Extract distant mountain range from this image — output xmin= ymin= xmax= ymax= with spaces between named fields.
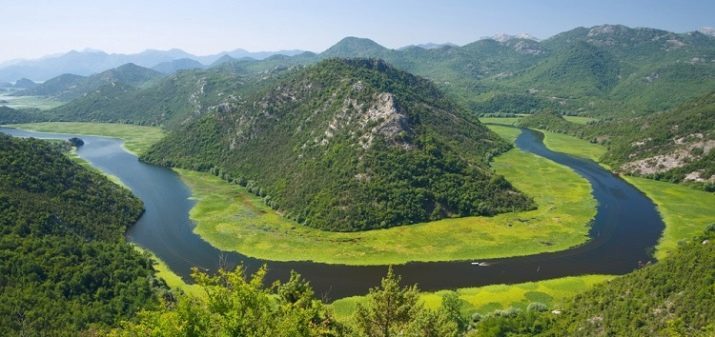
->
xmin=0 ymin=48 xmax=306 ymax=82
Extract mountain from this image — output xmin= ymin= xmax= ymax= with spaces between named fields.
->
xmin=141 ymin=59 xmax=534 ymax=231
xmin=321 ymin=37 xmax=392 ymax=59
xmin=14 ymin=73 xmax=86 ymax=98
xmin=399 ymin=42 xmax=458 ymax=50
xmin=0 ymin=48 xmax=306 ymax=82
xmin=13 ymin=78 xmax=37 ymax=89
xmin=209 ymin=54 xmax=238 ymax=66
xmin=47 ymin=63 xmax=247 ymax=126
xmin=151 ymin=58 xmax=205 ymax=74
xmin=510 ymin=40 xmax=620 ymax=96
xmin=16 ymin=63 xmax=163 ymax=100
xmin=490 ymin=33 xmax=540 ymax=42
xmin=0 ymin=49 xmax=193 ymax=82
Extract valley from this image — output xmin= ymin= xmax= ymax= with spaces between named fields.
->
xmin=1 ymin=5 xmax=714 ymax=334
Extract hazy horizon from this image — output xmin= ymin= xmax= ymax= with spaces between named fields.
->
xmin=1 ymin=0 xmax=713 ymax=63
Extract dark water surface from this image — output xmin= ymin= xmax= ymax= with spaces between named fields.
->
xmin=1 ymin=127 xmax=664 ymax=299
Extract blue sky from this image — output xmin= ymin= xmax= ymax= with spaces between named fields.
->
xmin=1 ymin=0 xmax=713 ymax=62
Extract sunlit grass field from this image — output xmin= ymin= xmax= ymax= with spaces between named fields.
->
xmin=0 ymin=94 xmax=65 ymax=110
xmin=624 ymin=177 xmax=715 ymax=260
xmin=7 ymin=122 xmax=164 ymax=155
xmin=526 ymin=127 xmax=715 ymax=259
xmin=178 ymin=141 xmax=596 ymax=265
xmin=330 ymin=275 xmax=614 ymax=321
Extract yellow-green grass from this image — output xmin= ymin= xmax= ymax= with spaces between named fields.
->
xmin=67 ymin=147 xmax=127 ymax=188
xmin=133 ymin=246 xmax=205 ymax=298
xmin=531 ymin=129 xmax=715 ymax=259
xmin=624 ymin=177 xmax=715 ymax=260
xmin=330 ymin=275 xmax=614 ymax=321
xmin=563 ymin=116 xmax=597 ymax=125
xmin=177 ymin=143 xmax=595 ymax=265
xmin=538 ymin=129 xmax=606 ymax=163
xmin=484 ymin=124 xmax=521 ymax=143
xmin=0 ymin=95 xmax=65 ymax=110
xmin=6 ymin=122 xmax=165 ymax=155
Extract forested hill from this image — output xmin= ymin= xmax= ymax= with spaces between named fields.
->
xmin=0 ymin=134 xmax=160 ymax=336
xmin=469 ymin=226 xmax=715 ymax=336
xmin=142 ymin=58 xmax=534 ymax=231
xmin=519 ymin=91 xmax=715 ymax=190
xmin=14 ymin=63 xmax=163 ymax=101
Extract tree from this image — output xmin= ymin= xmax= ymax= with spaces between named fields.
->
xmin=354 ymin=267 xmax=457 ymax=337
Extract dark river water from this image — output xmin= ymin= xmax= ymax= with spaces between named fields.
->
xmin=0 ymin=127 xmax=664 ymax=300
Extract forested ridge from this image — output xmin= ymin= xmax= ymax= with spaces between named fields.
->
xmin=141 ymin=58 xmax=534 ymax=231
xmin=0 ymin=134 xmax=161 ymax=336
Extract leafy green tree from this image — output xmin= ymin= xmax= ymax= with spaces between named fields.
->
xmin=108 ymin=266 xmax=344 ymax=337
xmin=354 ymin=267 xmax=458 ymax=337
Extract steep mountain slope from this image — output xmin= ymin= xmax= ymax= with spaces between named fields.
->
xmin=13 ymin=73 xmax=86 ymax=99
xmin=46 ymin=64 xmax=247 ymax=126
xmin=16 ymin=63 xmax=163 ymax=100
xmin=321 ymin=37 xmax=393 ymax=59
xmin=142 ymin=59 xmax=534 ymax=231
xmin=0 ymin=135 xmax=159 ymax=336
xmin=508 ymin=41 xmax=620 ymax=96
xmin=546 ymin=229 xmax=715 ymax=336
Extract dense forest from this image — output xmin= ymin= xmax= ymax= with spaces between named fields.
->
xmin=141 ymin=58 xmax=534 ymax=231
xmin=0 ymin=134 xmax=162 ymax=336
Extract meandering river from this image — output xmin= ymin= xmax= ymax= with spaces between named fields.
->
xmin=0 ymin=127 xmax=664 ymax=299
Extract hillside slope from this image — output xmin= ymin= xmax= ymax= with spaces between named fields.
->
xmin=0 ymin=135 xmax=159 ymax=336
xmin=143 ymin=59 xmax=534 ymax=231
xmin=46 ymin=64 xmax=248 ymax=126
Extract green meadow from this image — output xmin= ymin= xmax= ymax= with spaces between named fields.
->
xmin=178 ymin=139 xmax=596 ymax=265
xmin=538 ymin=129 xmax=606 ymax=163
xmin=7 ymin=122 xmax=165 ymax=155
xmin=624 ymin=177 xmax=715 ymax=260
xmin=0 ymin=94 xmax=65 ymax=110
xmin=527 ymin=127 xmax=715 ymax=259
xmin=330 ymin=275 xmax=614 ymax=322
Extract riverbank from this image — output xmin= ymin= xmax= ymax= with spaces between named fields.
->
xmin=330 ymin=274 xmax=614 ymax=322
xmin=481 ymin=116 xmax=715 ymax=259
xmin=6 ymin=122 xmax=164 ymax=155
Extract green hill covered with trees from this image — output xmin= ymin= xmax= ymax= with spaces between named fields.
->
xmin=142 ymin=58 xmax=534 ymax=231
xmin=0 ymin=135 xmax=160 ymax=336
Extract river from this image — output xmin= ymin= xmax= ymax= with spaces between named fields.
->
xmin=0 ymin=127 xmax=664 ymax=299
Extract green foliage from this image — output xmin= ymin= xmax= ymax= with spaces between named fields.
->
xmin=108 ymin=266 xmax=345 ymax=337
xmin=467 ymin=227 xmax=715 ymax=337
xmin=0 ymin=134 xmax=159 ymax=336
xmin=354 ymin=267 xmax=459 ymax=337
xmin=142 ymin=59 xmax=533 ymax=231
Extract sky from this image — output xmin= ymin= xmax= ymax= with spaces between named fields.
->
xmin=1 ymin=0 xmax=713 ymax=62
